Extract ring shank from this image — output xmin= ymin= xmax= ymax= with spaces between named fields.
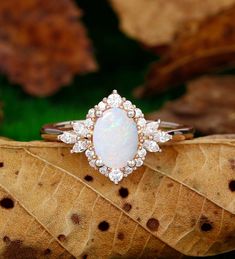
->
xmin=41 ymin=120 xmax=194 ymax=142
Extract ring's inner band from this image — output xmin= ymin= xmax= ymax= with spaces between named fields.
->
xmin=41 ymin=120 xmax=194 ymax=142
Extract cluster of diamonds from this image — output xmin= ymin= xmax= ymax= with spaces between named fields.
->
xmin=58 ymin=90 xmax=172 ymax=184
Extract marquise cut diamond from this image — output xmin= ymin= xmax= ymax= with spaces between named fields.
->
xmin=154 ymin=131 xmax=172 ymax=143
xmin=72 ymin=122 xmax=89 ymax=136
xmin=58 ymin=131 xmax=77 ymax=144
xmin=143 ymin=140 xmax=160 ymax=152
xmin=72 ymin=140 xmax=89 ymax=153
xmin=144 ymin=121 xmax=160 ymax=135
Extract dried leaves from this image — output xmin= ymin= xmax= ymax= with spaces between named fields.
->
xmin=111 ymin=1 xmax=235 ymax=96
xmin=0 ymin=0 xmax=97 ymax=97
xmin=110 ymin=0 xmax=235 ymax=46
xmin=1 ymin=137 xmax=235 ymax=257
xmin=149 ymin=76 xmax=234 ymax=134
xmin=147 ymin=76 xmax=235 ymax=135
xmin=139 ymin=4 xmax=235 ymax=96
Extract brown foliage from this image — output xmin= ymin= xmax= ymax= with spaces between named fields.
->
xmin=147 ymin=76 xmax=235 ymax=135
xmin=137 ymin=5 xmax=235 ymax=96
xmin=0 ymin=137 xmax=235 ymax=257
xmin=110 ymin=0 xmax=235 ymax=47
xmin=0 ymin=0 xmax=97 ymax=97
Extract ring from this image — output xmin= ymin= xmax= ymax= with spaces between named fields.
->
xmin=41 ymin=90 xmax=194 ymax=184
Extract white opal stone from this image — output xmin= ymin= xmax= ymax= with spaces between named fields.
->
xmin=93 ymin=108 xmax=138 ymax=168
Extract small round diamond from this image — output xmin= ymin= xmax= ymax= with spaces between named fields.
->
xmin=127 ymin=110 xmax=135 ymax=118
xmin=135 ymin=158 xmax=143 ymax=167
xmin=109 ymin=169 xmax=123 ymax=184
xmin=127 ymin=160 xmax=135 ymax=167
xmin=87 ymin=108 xmax=95 ymax=118
xmin=95 ymin=110 xmax=103 ymax=117
xmin=85 ymin=149 xmax=95 ymax=159
xmin=89 ymin=160 xmax=96 ymax=168
xmin=135 ymin=108 xmax=143 ymax=118
xmin=107 ymin=93 xmax=122 ymax=107
xmin=138 ymin=148 xmax=147 ymax=158
xmin=124 ymin=166 xmax=133 ymax=175
xmin=96 ymin=159 xmax=104 ymax=167
xmin=98 ymin=101 xmax=106 ymax=111
xmin=99 ymin=166 xmax=108 ymax=176
xmin=85 ymin=118 xmax=94 ymax=128
xmin=137 ymin=118 xmax=146 ymax=127
xmin=123 ymin=100 xmax=133 ymax=110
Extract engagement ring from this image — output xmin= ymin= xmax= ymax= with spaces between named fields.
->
xmin=41 ymin=90 xmax=194 ymax=184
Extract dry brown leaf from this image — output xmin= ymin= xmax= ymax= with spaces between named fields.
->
xmin=147 ymin=76 xmax=235 ymax=135
xmin=0 ymin=0 xmax=97 ymax=97
xmin=110 ymin=0 xmax=235 ymax=47
xmin=0 ymin=137 xmax=235 ymax=258
xmin=137 ymin=5 xmax=235 ymax=96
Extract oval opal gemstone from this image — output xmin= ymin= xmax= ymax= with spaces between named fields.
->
xmin=93 ymin=108 xmax=138 ymax=168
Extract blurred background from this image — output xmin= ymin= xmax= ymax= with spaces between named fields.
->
xmin=0 ymin=1 xmax=235 ymax=258
xmin=1 ymin=0 xmax=235 ymax=141
xmin=0 ymin=0 xmax=159 ymax=140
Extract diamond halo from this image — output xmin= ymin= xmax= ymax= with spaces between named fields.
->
xmin=58 ymin=90 xmax=172 ymax=184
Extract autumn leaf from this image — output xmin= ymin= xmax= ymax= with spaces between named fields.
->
xmin=147 ymin=76 xmax=235 ymax=135
xmin=110 ymin=0 xmax=235 ymax=47
xmin=136 ymin=4 xmax=235 ymax=96
xmin=0 ymin=137 xmax=235 ymax=258
xmin=0 ymin=0 xmax=97 ymax=97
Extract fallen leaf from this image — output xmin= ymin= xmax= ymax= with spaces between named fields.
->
xmin=110 ymin=0 xmax=235 ymax=47
xmin=0 ymin=0 xmax=97 ymax=97
xmin=138 ymin=5 xmax=235 ymax=96
xmin=0 ymin=136 xmax=235 ymax=257
xmin=147 ymin=76 xmax=235 ymax=135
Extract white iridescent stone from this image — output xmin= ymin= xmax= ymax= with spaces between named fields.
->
xmin=93 ymin=108 xmax=138 ymax=168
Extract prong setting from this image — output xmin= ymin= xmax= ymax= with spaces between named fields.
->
xmin=58 ymin=90 xmax=172 ymax=184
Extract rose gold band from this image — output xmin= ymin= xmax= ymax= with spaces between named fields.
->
xmin=41 ymin=120 xmax=194 ymax=142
